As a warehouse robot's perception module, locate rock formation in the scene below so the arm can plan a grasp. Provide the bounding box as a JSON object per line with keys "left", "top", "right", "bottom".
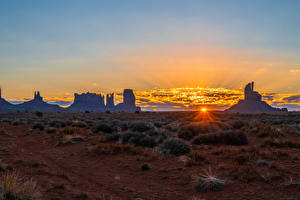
{"left": 225, "top": 82, "right": 288, "bottom": 113}
{"left": 68, "top": 92, "right": 106, "bottom": 112}
{"left": 18, "top": 91, "right": 62, "bottom": 112}
{"left": 115, "top": 89, "right": 141, "bottom": 112}
{"left": 0, "top": 86, "right": 141, "bottom": 113}
{"left": 67, "top": 89, "right": 140, "bottom": 112}
{"left": 0, "top": 88, "right": 16, "bottom": 111}
{"left": 106, "top": 93, "right": 115, "bottom": 111}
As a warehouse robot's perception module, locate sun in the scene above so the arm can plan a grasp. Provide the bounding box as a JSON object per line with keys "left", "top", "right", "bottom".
{"left": 201, "top": 107, "right": 207, "bottom": 112}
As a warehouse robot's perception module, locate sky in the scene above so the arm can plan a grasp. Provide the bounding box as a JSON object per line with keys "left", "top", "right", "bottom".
{"left": 0, "top": 0, "right": 300, "bottom": 111}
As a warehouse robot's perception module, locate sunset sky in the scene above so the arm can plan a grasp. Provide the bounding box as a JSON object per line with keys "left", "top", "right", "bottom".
{"left": 1, "top": 0, "right": 300, "bottom": 111}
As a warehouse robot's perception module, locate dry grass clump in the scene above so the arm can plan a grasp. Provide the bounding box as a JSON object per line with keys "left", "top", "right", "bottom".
{"left": 45, "top": 127, "right": 56, "bottom": 134}
{"left": 193, "top": 167, "right": 226, "bottom": 192}
{"left": 1, "top": 171, "right": 39, "bottom": 200}
{"left": 62, "top": 134, "right": 85, "bottom": 144}
{"left": 95, "top": 143, "right": 144, "bottom": 155}
{"left": 59, "top": 126, "right": 89, "bottom": 137}
{"left": 254, "top": 123, "right": 281, "bottom": 138}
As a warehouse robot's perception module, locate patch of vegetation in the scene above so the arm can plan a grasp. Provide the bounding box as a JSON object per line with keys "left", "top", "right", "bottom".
{"left": 119, "top": 132, "right": 156, "bottom": 148}
{"left": 31, "top": 123, "right": 44, "bottom": 131}
{"left": 159, "top": 138, "right": 191, "bottom": 156}
{"left": 194, "top": 167, "right": 226, "bottom": 192}
{"left": 35, "top": 111, "right": 43, "bottom": 118}
{"left": 193, "top": 130, "right": 248, "bottom": 146}
{"left": 129, "top": 121, "right": 154, "bottom": 132}
{"left": 255, "top": 124, "right": 281, "bottom": 138}
{"left": 91, "top": 123, "right": 116, "bottom": 134}
{"left": 0, "top": 171, "right": 39, "bottom": 200}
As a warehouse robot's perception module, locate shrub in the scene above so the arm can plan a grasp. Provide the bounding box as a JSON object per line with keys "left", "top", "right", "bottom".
{"left": 31, "top": 123, "right": 44, "bottom": 131}
{"left": 254, "top": 124, "right": 281, "bottom": 138}
{"left": 145, "top": 129, "right": 171, "bottom": 144}
{"left": 229, "top": 120, "right": 247, "bottom": 129}
{"left": 45, "top": 127, "right": 56, "bottom": 134}
{"left": 194, "top": 167, "right": 226, "bottom": 192}
{"left": 1, "top": 171, "right": 39, "bottom": 200}
{"left": 71, "top": 120, "right": 87, "bottom": 128}
{"left": 91, "top": 123, "right": 116, "bottom": 134}
{"left": 119, "top": 132, "right": 156, "bottom": 148}
{"left": 62, "top": 135, "right": 85, "bottom": 144}
{"left": 49, "top": 120, "right": 67, "bottom": 128}
{"left": 263, "top": 139, "right": 300, "bottom": 148}
{"left": 102, "top": 133, "right": 121, "bottom": 142}
{"left": 35, "top": 111, "right": 43, "bottom": 118}
{"left": 178, "top": 122, "right": 212, "bottom": 140}
{"left": 60, "top": 126, "right": 76, "bottom": 135}
{"left": 159, "top": 138, "right": 191, "bottom": 156}
{"left": 129, "top": 121, "right": 154, "bottom": 132}
{"left": 193, "top": 130, "right": 248, "bottom": 146}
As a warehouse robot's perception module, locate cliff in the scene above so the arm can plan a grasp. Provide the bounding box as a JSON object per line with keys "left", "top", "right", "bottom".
{"left": 225, "top": 82, "right": 287, "bottom": 113}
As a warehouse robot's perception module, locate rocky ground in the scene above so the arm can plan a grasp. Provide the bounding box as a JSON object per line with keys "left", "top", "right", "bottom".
{"left": 0, "top": 111, "right": 299, "bottom": 200}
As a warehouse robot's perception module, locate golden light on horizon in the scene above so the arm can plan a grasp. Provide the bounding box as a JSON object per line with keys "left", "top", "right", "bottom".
{"left": 201, "top": 107, "right": 207, "bottom": 112}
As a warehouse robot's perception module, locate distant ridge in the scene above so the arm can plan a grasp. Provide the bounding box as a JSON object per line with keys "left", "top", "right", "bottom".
{"left": 225, "top": 82, "right": 287, "bottom": 113}
{"left": 0, "top": 88, "right": 141, "bottom": 113}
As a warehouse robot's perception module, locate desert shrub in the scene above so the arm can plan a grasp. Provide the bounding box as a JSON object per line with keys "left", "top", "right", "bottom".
{"left": 102, "top": 133, "right": 121, "bottom": 142}
{"left": 255, "top": 124, "right": 281, "bottom": 138}
{"left": 119, "top": 132, "right": 156, "bottom": 148}
{"left": 194, "top": 168, "right": 226, "bottom": 192}
{"left": 91, "top": 123, "right": 116, "bottom": 134}
{"left": 45, "top": 127, "right": 56, "bottom": 134}
{"left": 263, "top": 139, "right": 300, "bottom": 148}
{"left": 145, "top": 129, "right": 171, "bottom": 144}
{"left": 193, "top": 130, "right": 248, "bottom": 146}
{"left": 178, "top": 122, "right": 216, "bottom": 140}
{"left": 60, "top": 126, "right": 76, "bottom": 135}
{"left": 31, "top": 123, "right": 44, "bottom": 131}
{"left": 35, "top": 111, "right": 43, "bottom": 117}
{"left": 49, "top": 120, "right": 67, "bottom": 128}
{"left": 229, "top": 120, "right": 247, "bottom": 129}
{"left": 62, "top": 135, "right": 85, "bottom": 144}
{"left": 1, "top": 171, "right": 39, "bottom": 200}
{"left": 129, "top": 121, "right": 154, "bottom": 132}
{"left": 177, "top": 125, "right": 199, "bottom": 140}
{"left": 12, "top": 120, "right": 24, "bottom": 126}
{"left": 159, "top": 138, "right": 191, "bottom": 156}
{"left": 71, "top": 120, "right": 87, "bottom": 128}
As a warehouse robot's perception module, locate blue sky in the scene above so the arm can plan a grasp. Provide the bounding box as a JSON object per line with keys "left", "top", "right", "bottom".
{"left": 0, "top": 0, "right": 300, "bottom": 110}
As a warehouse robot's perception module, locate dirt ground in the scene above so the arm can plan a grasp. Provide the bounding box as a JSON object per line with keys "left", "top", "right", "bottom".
{"left": 0, "top": 112, "right": 299, "bottom": 200}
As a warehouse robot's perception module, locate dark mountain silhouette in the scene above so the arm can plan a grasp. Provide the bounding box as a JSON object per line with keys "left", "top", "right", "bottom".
{"left": 18, "top": 91, "right": 63, "bottom": 112}
{"left": 0, "top": 88, "right": 16, "bottom": 111}
{"left": 225, "top": 82, "right": 288, "bottom": 113}
{"left": 67, "top": 89, "right": 141, "bottom": 112}
{"left": 67, "top": 92, "right": 106, "bottom": 112}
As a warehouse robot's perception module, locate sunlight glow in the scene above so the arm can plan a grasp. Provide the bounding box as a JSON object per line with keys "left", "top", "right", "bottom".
{"left": 201, "top": 107, "right": 207, "bottom": 112}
